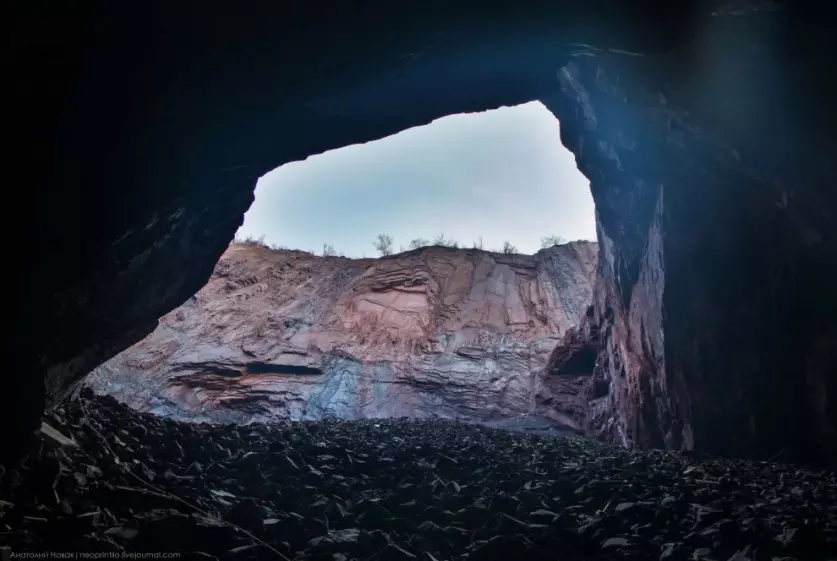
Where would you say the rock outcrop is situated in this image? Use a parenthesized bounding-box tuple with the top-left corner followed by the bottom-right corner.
(8, 1, 837, 466)
(87, 242, 598, 430)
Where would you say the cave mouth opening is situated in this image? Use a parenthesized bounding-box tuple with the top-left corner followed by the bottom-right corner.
(83, 99, 601, 433)
(233, 100, 597, 258)
(9, 4, 837, 554)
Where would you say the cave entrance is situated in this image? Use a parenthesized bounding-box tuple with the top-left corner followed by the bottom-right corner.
(234, 101, 596, 257)
(85, 100, 601, 429)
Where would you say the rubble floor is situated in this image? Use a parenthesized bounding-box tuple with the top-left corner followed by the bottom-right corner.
(1, 391, 835, 560)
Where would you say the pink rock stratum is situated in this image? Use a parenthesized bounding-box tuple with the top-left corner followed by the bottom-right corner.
(86, 241, 598, 430)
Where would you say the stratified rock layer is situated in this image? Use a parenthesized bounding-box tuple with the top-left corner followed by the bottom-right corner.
(87, 242, 598, 429)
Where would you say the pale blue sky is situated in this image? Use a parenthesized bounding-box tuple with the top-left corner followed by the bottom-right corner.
(236, 101, 596, 257)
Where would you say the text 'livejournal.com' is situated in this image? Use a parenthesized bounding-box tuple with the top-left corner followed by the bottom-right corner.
(2, 552, 182, 560)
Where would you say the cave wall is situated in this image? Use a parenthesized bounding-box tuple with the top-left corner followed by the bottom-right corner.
(8, 1, 837, 465)
(541, 12, 837, 464)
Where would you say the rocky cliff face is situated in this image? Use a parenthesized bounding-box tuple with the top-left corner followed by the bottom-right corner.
(87, 242, 598, 429)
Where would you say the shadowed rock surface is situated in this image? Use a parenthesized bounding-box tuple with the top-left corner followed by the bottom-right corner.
(86, 242, 598, 431)
(2, 390, 834, 559)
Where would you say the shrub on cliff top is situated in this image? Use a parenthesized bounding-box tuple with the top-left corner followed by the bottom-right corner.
(409, 238, 430, 250)
(235, 234, 268, 248)
(540, 235, 567, 248)
(433, 233, 458, 248)
(374, 234, 394, 256)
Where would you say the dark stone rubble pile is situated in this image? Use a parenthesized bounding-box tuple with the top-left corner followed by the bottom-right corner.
(1, 391, 835, 560)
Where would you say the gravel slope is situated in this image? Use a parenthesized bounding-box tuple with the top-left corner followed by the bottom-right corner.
(1, 391, 835, 560)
